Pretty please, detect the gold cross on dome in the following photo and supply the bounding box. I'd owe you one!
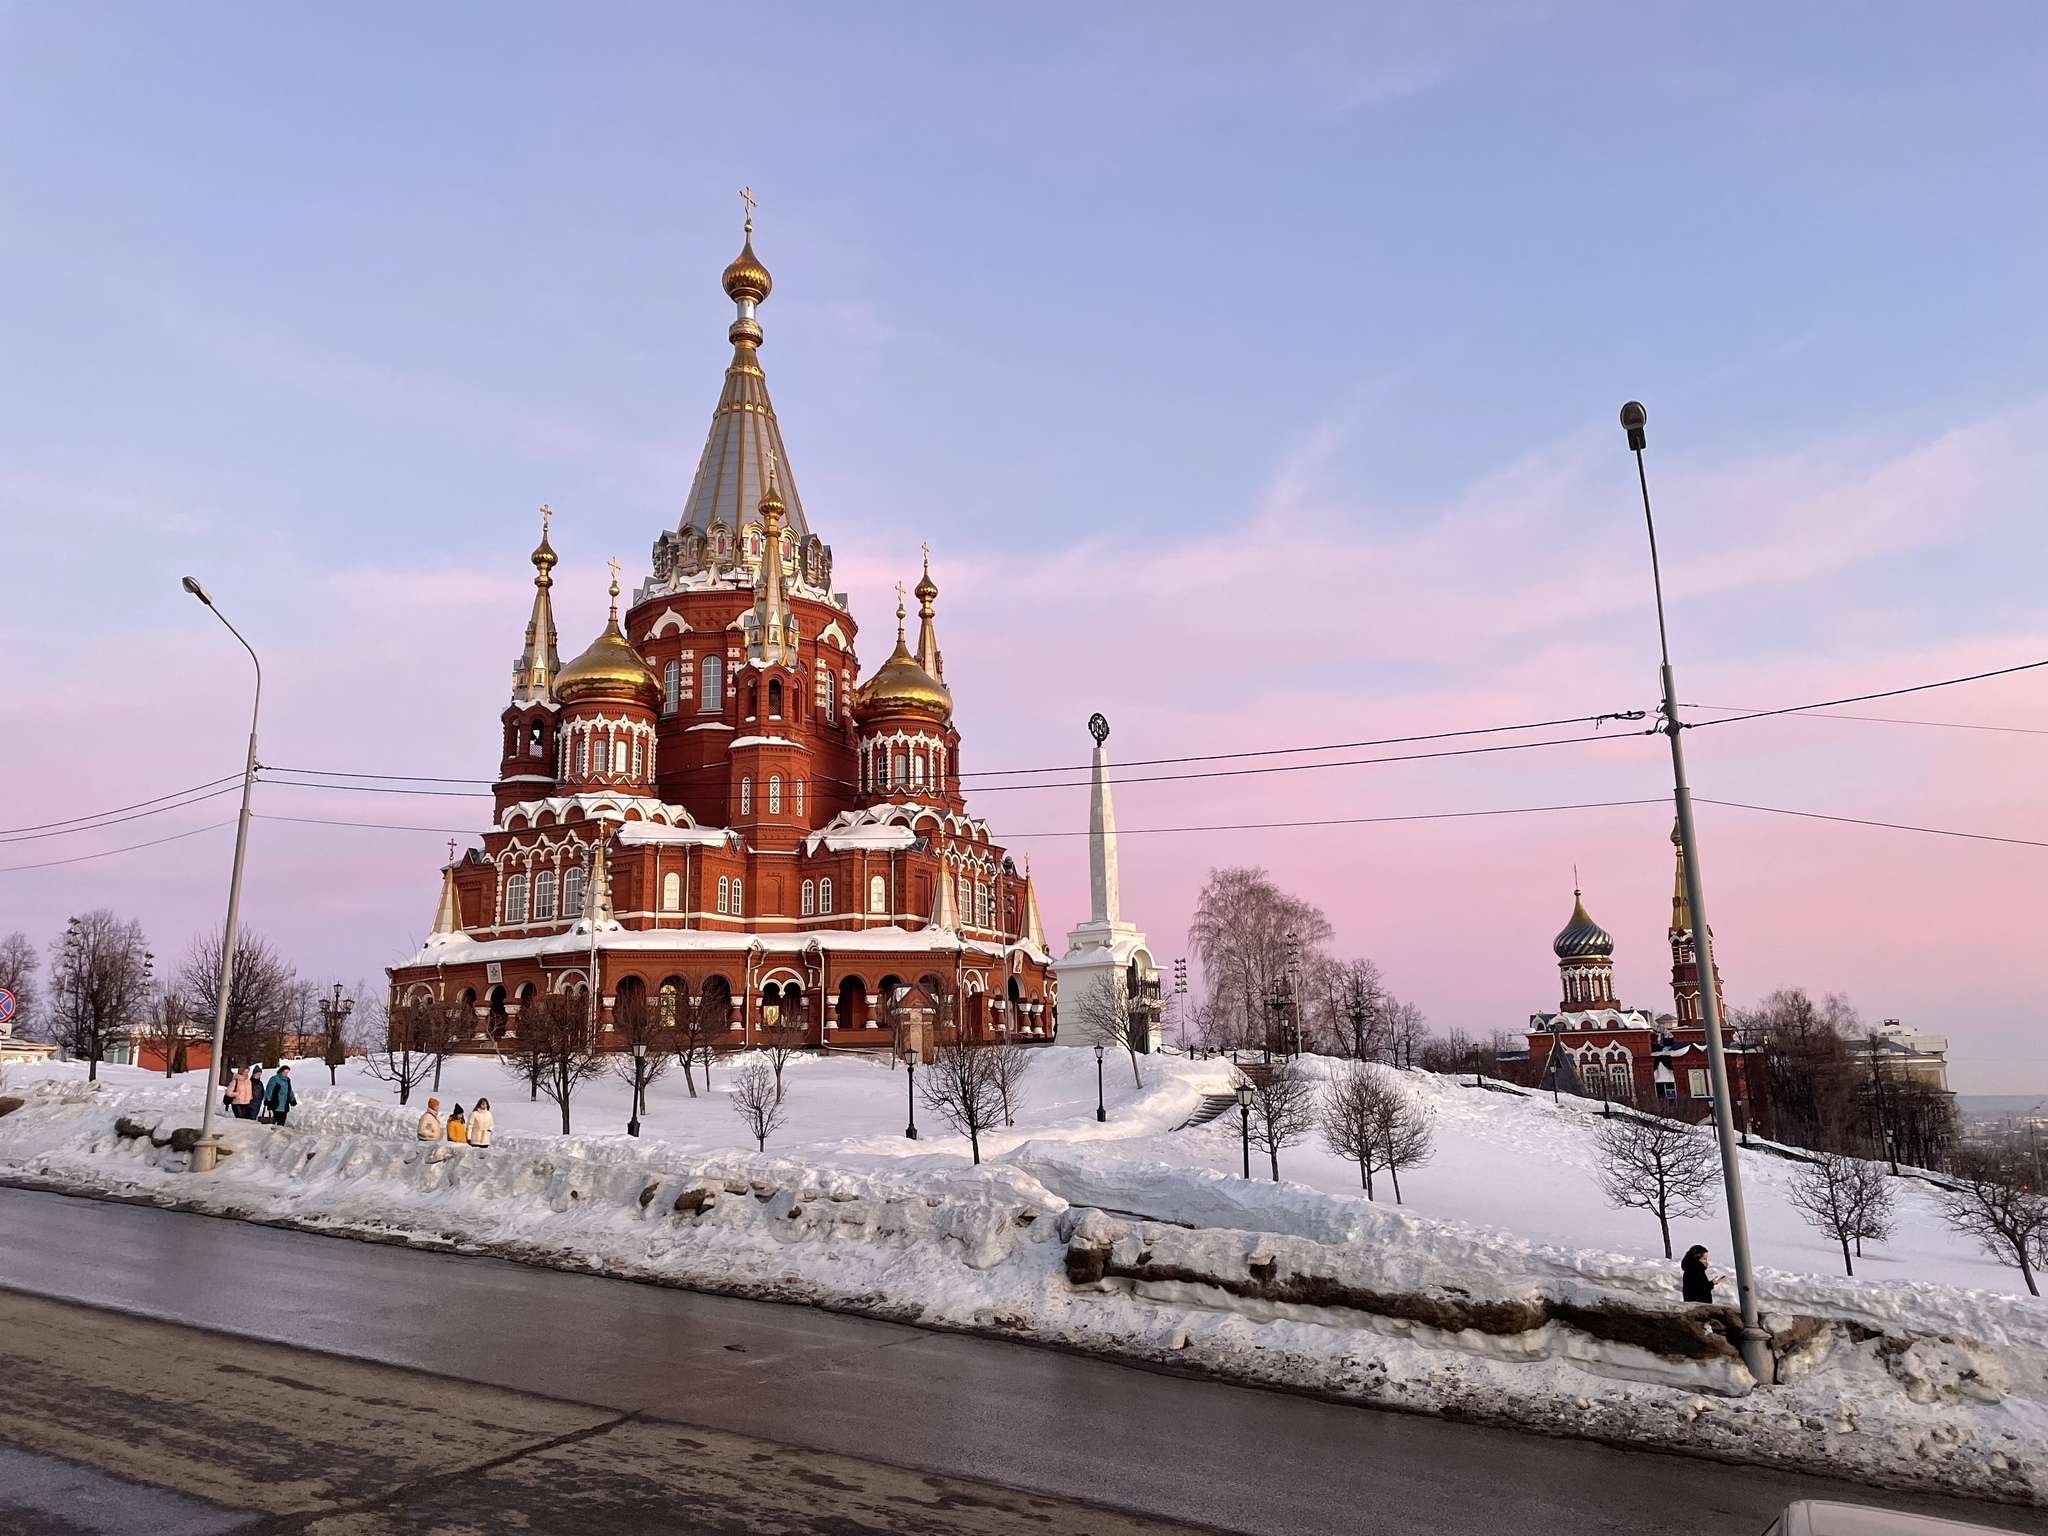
[539,504,552,537]
[895,580,906,606]
[447,839,457,865]
[741,186,756,226]
[607,556,623,591]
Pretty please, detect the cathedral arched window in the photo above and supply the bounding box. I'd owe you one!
[577,736,589,779]
[740,778,752,816]
[504,874,529,925]
[801,879,815,916]
[701,655,723,713]
[717,875,730,915]
[593,738,608,777]
[534,871,558,921]
[731,877,743,915]
[663,660,680,716]
[819,877,832,914]
[894,753,908,788]
[869,874,886,914]
[768,776,781,814]
[661,871,680,912]
[768,678,783,718]
[563,866,586,919]
[631,735,643,781]
[529,716,545,756]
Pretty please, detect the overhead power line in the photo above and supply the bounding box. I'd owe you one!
[0,820,235,873]
[1694,799,2048,850]
[0,783,244,846]
[0,774,242,839]
[1688,705,2048,737]
[1684,657,2048,731]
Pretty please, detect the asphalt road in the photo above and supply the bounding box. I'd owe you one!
[1,1185,2041,1536]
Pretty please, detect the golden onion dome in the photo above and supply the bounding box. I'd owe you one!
[556,608,661,711]
[722,229,772,306]
[857,632,952,724]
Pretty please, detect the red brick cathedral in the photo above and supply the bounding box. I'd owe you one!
[388,222,1057,1050]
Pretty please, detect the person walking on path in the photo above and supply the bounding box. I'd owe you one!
[229,1068,254,1120]
[1681,1244,1716,1304]
[446,1105,468,1144]
[264,1066,298,1127]
[417,1098,443,1141]
[467,1098,493,1150]
[247,1067,266,1121]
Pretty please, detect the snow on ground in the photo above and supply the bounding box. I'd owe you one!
[2,1049,2043,1503]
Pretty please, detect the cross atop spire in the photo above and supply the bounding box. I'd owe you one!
[512,505,562,703]
[741,184,756,230]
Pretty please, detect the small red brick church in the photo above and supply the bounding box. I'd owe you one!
[387,219,1056,1051]
[1501,827,1770,1134]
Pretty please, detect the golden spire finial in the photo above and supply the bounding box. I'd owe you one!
[541,503,552,539]
[895,581,907,641]
[447,838,457,867]
[607,557,622,620]
[724,191,771,307]
[741,185,756,234]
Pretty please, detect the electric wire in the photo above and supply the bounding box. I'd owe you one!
[1694,799,2048,850]
[0,774,242,837]
[1687,705,2048,737]
[0,784,245,846]
[0,819,236,873]
[1682,657,2048,730]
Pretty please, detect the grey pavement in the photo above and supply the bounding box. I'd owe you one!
[0,1184,2040,1536]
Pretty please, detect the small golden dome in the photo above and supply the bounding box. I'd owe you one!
[722,229,771,306]
[557,589,661,711]
[858,640,953,723]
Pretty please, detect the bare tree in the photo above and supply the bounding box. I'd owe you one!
[48,911,152,1080]
[757,1012,807,1103]
[1787,1152,1894,1276]
[1384,999,1430,1070]
[1187,867,1333,1054]
[0,932,39,1040]
[988,1036,1033,1128]
[1071,971,1146,1089]
[364,999,450,1106]
[1933,1147,2048,1297]
[729,1059,787,1151]
[1592,1111,1719,1259]
[919,1038,1006,1164]
[609,982,672,1121]
[503,991,608,1135]
[1327,958,1388,1061]
[143,988,208,1078]
[1320,1064,1435,1202]
[665,984,717,1098]
[1237,1064,1318,1182]
[176,928,297,1070]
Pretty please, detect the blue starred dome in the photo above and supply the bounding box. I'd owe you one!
[1553,891,1615,959]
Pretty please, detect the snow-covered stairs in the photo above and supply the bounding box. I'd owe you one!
[1173,1093,1241,1131]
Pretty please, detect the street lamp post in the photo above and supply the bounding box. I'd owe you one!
[1236,1081,1254,1179]
[182,577,261,1175]
[1619,402,1773,1387]
[904,1047,919,1139]
[1094,1042,1107,1122]
[628,1039,647,1137]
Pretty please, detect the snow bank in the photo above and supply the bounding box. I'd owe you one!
[2,1074,2043,1505]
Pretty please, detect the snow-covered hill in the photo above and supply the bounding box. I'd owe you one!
[3,1049,2042,1503]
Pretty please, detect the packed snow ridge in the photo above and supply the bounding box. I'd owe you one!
[1,1049,2041,1504]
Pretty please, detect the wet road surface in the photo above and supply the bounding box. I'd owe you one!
[1,1185,2042,1536]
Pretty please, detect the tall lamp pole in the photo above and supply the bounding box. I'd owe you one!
[904,1047,919,1139]
[627,1039,647,1137]
[1620,403,1772,1386]
[182,577,260,1174]
[1236,1081,1254,1179]
[1094,1042,1107,1122]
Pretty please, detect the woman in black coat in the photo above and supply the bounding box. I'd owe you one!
[1680,1245,1715,1303]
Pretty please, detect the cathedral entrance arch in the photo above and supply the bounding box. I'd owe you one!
[835,975,869,1031]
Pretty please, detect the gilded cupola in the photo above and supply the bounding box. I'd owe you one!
[555,574,662,711]
[857,592,952,723]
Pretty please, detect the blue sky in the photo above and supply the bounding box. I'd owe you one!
[3,3,2043,1088]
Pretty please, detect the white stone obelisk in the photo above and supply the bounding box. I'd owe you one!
[1054,714,1157,1050]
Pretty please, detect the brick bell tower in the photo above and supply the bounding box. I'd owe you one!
[1667,821,1724,1024]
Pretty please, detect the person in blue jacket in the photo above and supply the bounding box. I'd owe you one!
[265,1065,299,1127]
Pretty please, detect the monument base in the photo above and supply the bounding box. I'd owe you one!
[1053,921,1158,1052]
